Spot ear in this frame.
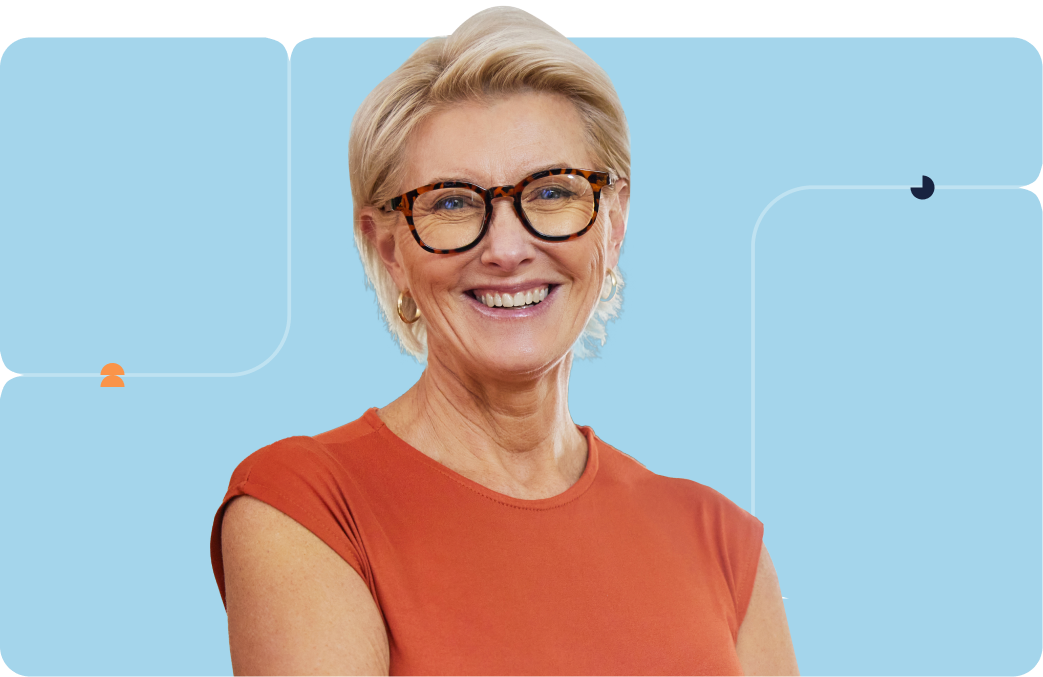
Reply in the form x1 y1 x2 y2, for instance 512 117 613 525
604 178 629 270
360 206 410 292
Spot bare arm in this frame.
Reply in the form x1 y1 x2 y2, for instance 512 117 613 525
221 496 390 675
735 544 800 675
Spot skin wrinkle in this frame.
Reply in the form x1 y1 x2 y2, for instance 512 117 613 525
398 289 581 486
361 91 628 500
407 362 575 481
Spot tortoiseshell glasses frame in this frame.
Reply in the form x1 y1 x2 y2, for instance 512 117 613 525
381 167 615 254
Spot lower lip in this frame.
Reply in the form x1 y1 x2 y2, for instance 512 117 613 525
465 286 557 319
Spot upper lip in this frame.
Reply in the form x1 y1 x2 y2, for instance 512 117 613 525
465 281 557 295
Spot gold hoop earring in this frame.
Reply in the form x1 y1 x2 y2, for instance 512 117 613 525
600 269 619 302
397 290 421 324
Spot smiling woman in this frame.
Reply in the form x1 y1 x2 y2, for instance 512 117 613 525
209 6 798 675
370 92 622 381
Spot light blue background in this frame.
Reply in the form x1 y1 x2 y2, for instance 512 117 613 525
0 37 1039 675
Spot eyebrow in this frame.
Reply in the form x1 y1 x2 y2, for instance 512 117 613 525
424 162 576 187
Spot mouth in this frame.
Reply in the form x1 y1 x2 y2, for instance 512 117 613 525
466 284 555 311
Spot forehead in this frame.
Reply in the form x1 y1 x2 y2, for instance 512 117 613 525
401 91 595 189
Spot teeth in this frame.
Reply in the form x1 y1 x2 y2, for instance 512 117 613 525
477 285 550 308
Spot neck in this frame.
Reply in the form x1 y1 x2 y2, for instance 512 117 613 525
379 347 588 500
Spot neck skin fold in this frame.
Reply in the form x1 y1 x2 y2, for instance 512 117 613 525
377 341 589 501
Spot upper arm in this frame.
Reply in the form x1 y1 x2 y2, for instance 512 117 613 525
735 543 800 676
221 495 390 676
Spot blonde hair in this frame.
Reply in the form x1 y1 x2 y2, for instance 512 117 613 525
348 6 630 361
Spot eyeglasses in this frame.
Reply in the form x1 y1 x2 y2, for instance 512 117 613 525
382 168 615 254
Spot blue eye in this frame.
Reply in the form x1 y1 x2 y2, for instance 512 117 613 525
529 185 576 202
437 196 467 210
426 192 483 213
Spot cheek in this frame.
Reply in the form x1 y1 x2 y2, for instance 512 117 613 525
573 224 611 280
404 251 470 301
554 240 608 313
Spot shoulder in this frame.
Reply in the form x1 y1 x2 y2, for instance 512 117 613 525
312 407 385 447
229 408 385 490
212 410 386 608
594 434 763 557
595 434 758 519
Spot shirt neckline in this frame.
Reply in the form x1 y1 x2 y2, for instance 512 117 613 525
361 407 600 511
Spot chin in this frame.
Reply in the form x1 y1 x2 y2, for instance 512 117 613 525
436 334 570 380
477 344 565 377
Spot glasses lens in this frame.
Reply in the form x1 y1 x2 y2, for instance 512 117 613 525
412 188 486 250
521 174 596 237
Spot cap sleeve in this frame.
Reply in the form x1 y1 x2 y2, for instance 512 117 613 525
726 499 765 632
209 436 372 609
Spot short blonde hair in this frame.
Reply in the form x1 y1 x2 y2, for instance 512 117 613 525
348 6 630 361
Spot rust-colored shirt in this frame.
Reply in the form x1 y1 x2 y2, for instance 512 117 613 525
210 408 764 675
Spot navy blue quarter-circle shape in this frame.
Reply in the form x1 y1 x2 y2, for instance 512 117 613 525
911 175 935 200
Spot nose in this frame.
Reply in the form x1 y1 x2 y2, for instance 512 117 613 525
479 196 535 272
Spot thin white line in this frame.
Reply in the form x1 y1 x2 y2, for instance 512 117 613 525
13 59 293 381
12 371 96 377
749 182 1024 517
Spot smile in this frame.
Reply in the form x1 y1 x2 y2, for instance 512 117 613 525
470 284 550 309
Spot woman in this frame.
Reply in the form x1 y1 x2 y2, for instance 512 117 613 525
211 7 799 675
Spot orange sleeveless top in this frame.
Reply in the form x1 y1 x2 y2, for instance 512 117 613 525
210 408 764 675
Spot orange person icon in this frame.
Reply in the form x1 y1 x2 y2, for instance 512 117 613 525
100 363 124 387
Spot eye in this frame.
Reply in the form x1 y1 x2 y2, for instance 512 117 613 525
435 195 468 211
532 186 574 201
